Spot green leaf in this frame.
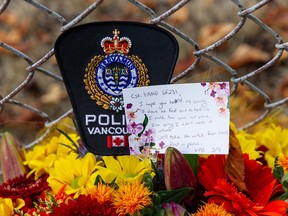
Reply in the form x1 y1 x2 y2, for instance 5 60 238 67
94 174 105 186
140 205 165 216
142 114 149 127
282 174 288 189
149 142 156 147
151 192 161 206
151 159 166 191
273 190 288 201
94 175 118 189
138 114 149 137
57 128 78 149
183 154 199 175
157 187 193 204
273 166 284 180
143 172 154 191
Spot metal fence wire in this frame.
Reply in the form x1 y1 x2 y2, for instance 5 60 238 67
1 0 288 147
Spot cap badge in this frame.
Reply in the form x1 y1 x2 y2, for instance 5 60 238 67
84 29 150 112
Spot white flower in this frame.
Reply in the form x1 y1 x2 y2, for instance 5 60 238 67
128 134 145 155
110 97 124 112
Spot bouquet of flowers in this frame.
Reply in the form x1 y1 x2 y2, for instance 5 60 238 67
0 117 287 215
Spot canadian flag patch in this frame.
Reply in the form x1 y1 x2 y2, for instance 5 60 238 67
107 135 129 148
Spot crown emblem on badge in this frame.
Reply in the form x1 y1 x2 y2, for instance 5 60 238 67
84 29 149 112
100 29 132 55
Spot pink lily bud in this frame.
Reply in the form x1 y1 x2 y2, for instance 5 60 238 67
164 147 198 210
0 132 27 182
162 202 188 216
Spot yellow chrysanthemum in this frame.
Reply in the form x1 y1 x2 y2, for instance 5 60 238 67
113 181 152 216
230 122 261 160
277 154 288 171
87 183 115 204
192 203 233 216
47 152 101 198
95 155 155 185
254 124 288 169
0 198 24 216
24 132 80 179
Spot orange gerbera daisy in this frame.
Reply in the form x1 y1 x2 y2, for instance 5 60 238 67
113 181 152 215
198 154 287 216
87 183 115 204
193 202 233 216
277 154 288 171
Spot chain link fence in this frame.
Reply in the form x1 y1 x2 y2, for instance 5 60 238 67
1 0 288 147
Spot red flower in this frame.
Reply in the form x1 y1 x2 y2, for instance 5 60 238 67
198 154 287 216
51 194 117 216
0 174 49 209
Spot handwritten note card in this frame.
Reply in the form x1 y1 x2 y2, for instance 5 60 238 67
122 82 230 155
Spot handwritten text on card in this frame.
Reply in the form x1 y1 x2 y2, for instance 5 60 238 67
122 82 230 155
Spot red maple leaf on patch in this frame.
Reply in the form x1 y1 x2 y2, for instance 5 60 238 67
113 137 124 146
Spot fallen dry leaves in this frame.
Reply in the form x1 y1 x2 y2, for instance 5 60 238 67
198 23 235 48
263 6 288 63
263 6 288 32
40 83 67 104
278 78 288 98
0 12 31 53
228 44 271 69
225 128 246 191
167 5 189 26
